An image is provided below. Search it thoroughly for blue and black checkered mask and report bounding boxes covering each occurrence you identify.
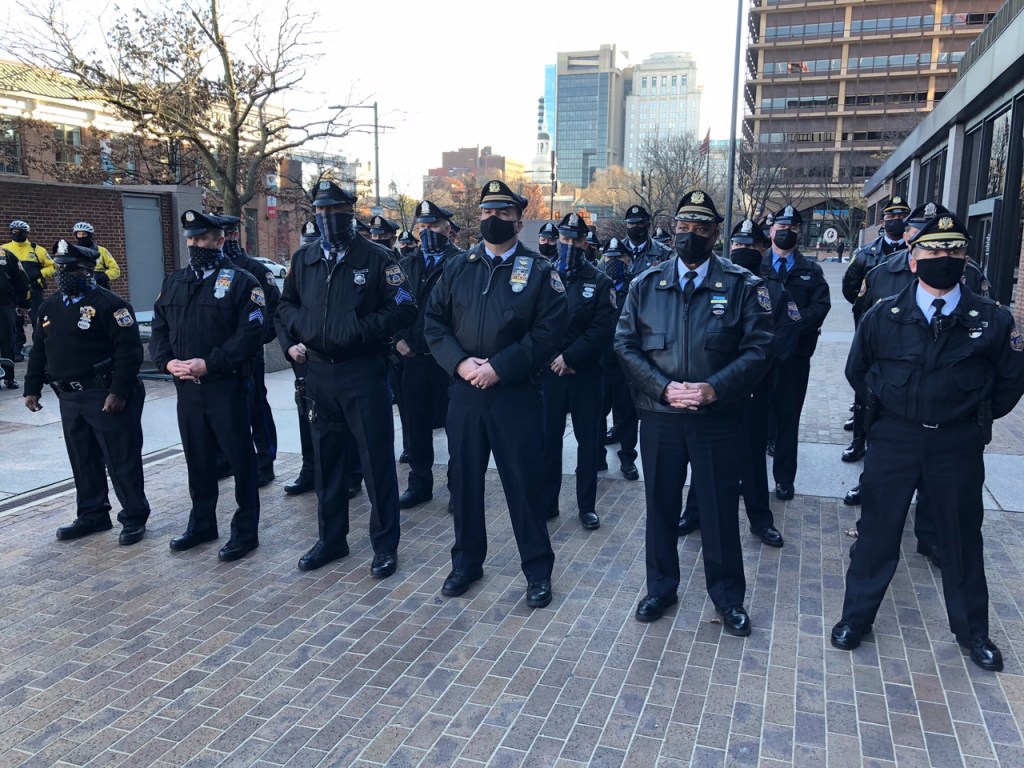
[555,242,586,278]
[223,239,244,260]
[316,210,355,252]
[419,228,449,255]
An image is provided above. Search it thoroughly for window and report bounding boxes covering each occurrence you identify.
[0,119,22,174]
[54,123,82,166]
[764,21,844,40]
[983,110,1012,198]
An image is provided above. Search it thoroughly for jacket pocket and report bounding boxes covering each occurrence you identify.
[641,333,666,351]
[704,331,740,354]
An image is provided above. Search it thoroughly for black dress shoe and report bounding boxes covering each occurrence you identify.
[916,542,942,568]
[717,605,752,637]
[4,378,19,389]
[579,511,600,530]
[843,417,855,431]
[119,524,146,546]
[959,636,1003,672]
[399,489,432,509]
[442,568,483,597]
[844,484,861,506]
[398,450,410,463]
[284,474,314,495]
[347,481,362,500]
[620,462,639,481]
[774,483,794,501]
[766,440,775,457]
[218,539,258,562]
[56,517,113,541]
[371,551,398,578]
[841,439,866,462]
[169,530,218,551]
[752,525,784,548]
[298,540,349,571]
[830,620,870,650]
[677,514,699,537]
[526,579,552,608]
[257,469,276,488]
[635,593,678,622]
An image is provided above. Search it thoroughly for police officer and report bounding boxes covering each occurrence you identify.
[840,196,911,462]
[623,205,673,274]
[5,220,53,359]
[678,219,796,547]
[831,212,1024,672]
[24,239,150,545]
[219,214,281,487]
[653,226,672,247]
[763,205,831,499]
[540,213,618,529]
[394,200,461,509]
[71,222,122,290]
[599,237,640,480]
[615,191,773,632]
[0,242,28,387]
[397,230,418,258]
[423,179,567,608]
[149,211,265,561]
[276,181,415,578]
[584,229,602,265]
[537,221,558,259]
[370,216,399,253]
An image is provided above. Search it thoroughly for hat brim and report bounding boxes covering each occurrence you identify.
[182,226,211,237]
[312,197,352,208]
[624,216,649,224]
[479,201,521,209]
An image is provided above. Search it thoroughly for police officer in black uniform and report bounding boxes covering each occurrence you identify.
[149,211,265,561]
[23,240,150,545]
[584,229,602,266]
[276,181,416,578]
[840,196,911,462]
[623,205,673,275]
[219,214,281,487]
[398,230,418,258]
[831,212,1024,672]
[678,219,797,547]
[540,213,618,529]
[615,191,773,632]
[537,221,558,260]
[369,216,399,252]
[0,242,29,386]
[394,200,461,509]
[763,205,831,499]
[370,215,409,460]
[424,179,567,609]
[653,226,672,247]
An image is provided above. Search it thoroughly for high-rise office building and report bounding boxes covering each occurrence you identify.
[554,44,630,189]
[624,52,703,172]
[544,64,557,139]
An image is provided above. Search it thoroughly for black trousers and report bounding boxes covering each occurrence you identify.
[602,365,638,462]
[306,356,399,553]
[247,354,277,474]
[541,368,601,516]
[390,358,410,453]
[447,379,554,582]
[842,417,988,641]
[685,387,775,532]
[401,354,451,494]
[59,382,150,526]
[0,306,16,380]
[176,377,259,544]
[640,409,746,608]
[294,366,314,479]
[16,285,45,350]
[771,356,811,486]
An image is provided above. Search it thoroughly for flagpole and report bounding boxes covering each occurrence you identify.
[724,0,743,240]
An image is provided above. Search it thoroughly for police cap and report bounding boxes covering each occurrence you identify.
[604,237,627,257]
[397,229,416,245]
[558,213,589,240]
[538,221,558,239]
[586,229,602,249]
[908,212,969,251]
[906,201,951,228]
[675,190,724,223]
[218,214,241,234]
[311,179,357,207]
[355,219,371,235]
[881,195,911,215]
[624,205,651,224]
[180,210,224,237]
[653,226,672,244]
[53,238,99,267]
[772,204,803,226]
[415,200,453,223]
[449,220,461,234]
[479,179,528,211]
[369,216,398,236]
[730,218,771,247]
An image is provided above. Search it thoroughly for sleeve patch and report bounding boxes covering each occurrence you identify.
[249,308,264,325]
[787,301,801,321]
[550,273,565,293]
[756,284,772,311]
[385,264,405,286]
[113,308,134,327]
[394,287,413,305]
[1011,325,1023,352]
[251,287,266,307]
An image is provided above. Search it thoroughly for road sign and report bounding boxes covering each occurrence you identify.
[823,227,838,244]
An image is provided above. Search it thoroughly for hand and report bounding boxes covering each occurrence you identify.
[396,339,415,358]
[456,357,485,381]
[465,360,500,389]
[24,395,42,412]
[288,343,307,363]
[183,358,208,379]
[664,381,703,410]
[550,355,575,376]
[102,393,126,413]
[16,308,29,318]
[166,359,194,381]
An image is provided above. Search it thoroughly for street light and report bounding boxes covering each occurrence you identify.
[330,101,383,208]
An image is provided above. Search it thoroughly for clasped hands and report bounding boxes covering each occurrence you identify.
[664,381,717,410]
[167,358,208,383]
[457,357,500,389]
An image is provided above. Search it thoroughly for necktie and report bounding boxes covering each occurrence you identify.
[930,298,946,340]
[776,260,788,279]
[425,254,435,271]
[683,271,697,302]
[493,255,503,268]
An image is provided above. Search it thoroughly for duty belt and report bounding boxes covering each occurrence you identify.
[52,375,109,393]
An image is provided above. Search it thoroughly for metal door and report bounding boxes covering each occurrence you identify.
[122,194,165,312]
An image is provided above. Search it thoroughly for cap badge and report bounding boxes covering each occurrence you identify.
[185,212,195,222]
[630,207,638,214]
[421,202,430,214]
[741,220,753,234]
[373,217,381,226]
[925,203,937,217]
[569,213,579,227]
[784,205,795,217]
[489,181,500,193]
[893,197,902,205]
[304,223,314,234]
[938,216,954,231]
[56,239,68,255]
[691,191,705,204]
[319,181,330,190]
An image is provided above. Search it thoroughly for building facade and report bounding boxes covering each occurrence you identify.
[624,52,703,172]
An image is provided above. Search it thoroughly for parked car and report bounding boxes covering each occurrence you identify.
[255,257,287,278]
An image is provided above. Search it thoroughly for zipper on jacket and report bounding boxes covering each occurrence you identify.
[321,256,341,352]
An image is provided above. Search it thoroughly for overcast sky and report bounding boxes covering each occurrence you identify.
[8,0,750,197]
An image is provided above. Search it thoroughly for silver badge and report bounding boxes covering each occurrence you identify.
[354,272,366,285]
[582,283,595,299]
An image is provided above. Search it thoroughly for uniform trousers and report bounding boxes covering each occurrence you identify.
[771,356,811,486]
[176,377,259,545]
[59,381,150,526]
[640,408,746,608]
[541,368,602,516]
[602,365,638,463]
[306,356,399,553]
[447,379,554,581]
[294,366,315,480]
[400,354,450,494]
[0,306,17,380]
[842,417,988,641]
[248,354,278,475]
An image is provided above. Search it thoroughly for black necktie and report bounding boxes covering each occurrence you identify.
[930,298,946,340]
[683,271,697,302]
[776,260,787,279]
[493,255,502,269]
[425,254,435,271]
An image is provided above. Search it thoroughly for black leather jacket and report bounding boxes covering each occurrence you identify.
[627,237,674,275]
[761,250,831,358]
[554,262,618,372]
[396,243,462,355]
[614,254,774,414]
[423,242,568,385]
[842,235,903,321]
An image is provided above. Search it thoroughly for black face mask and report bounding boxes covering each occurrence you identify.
[730,247,763,273]
[188,244,225,272]
[772,229,799,251]
[626,225,648,242]
[883,219,906,239]
[56,268,97,298]
[11,231,27,243]
[674,232,711,266]
[479,216,517,245]
[538,241,557,258]
[603,258,628,284]
[419,229,449,254]
[222,239,243,259]
[75,235,95,249]
[915,256,965,291]
[399,245,417,256]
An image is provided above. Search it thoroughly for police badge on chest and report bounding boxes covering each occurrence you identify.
[78,306,96,330]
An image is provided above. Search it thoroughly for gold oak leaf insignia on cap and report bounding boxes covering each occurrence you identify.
[489,181,500,192]
[691,191,705,204]
[938,217,954,231]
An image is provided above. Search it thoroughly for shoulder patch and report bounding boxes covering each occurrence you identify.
[113,308,134,327]
[251,287,266,307]
[756,284,772,311]
[1011,325,1023,352]
[551,272,565,293]
[787,301,800,322]
[385,264,404,286]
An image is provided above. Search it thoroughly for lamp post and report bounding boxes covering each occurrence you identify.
[330,102,381,208]
[724,0,744,239]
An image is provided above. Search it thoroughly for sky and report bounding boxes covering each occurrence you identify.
[6,0,750,198]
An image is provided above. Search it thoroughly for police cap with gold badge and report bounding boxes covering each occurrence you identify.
[674,190,724,223]
[180,210,225,237]
[773,204,803,226]
[397,229,416,245]
[415,200,454,224]
[558,212,589,240]
[624,205,651,224]
[881,195,911,216]
[906,201,951,229]
[538,222,558,240]
[369,216,398,236]
[52,238,100,267]
[907,212,969,251]
[311,179,357,207]
[730,218,771,247]
[479,179,528,211]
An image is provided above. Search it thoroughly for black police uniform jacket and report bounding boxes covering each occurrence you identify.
[628,237,674,276]
[725,258,800,365]
[614,253,774,414]
[24,287,143,398]
[600,266,635,375]
[846,282,1024,424]
[761,250,831,358]
[396,243,463,355]
[233,250,282,345]
[276,237,416,361]
[149,262,265,378]
[423,242,568,385]
[554,262,619,372]
[863,249,989,310]
[0,247,30,309]
[842,235,903,320]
